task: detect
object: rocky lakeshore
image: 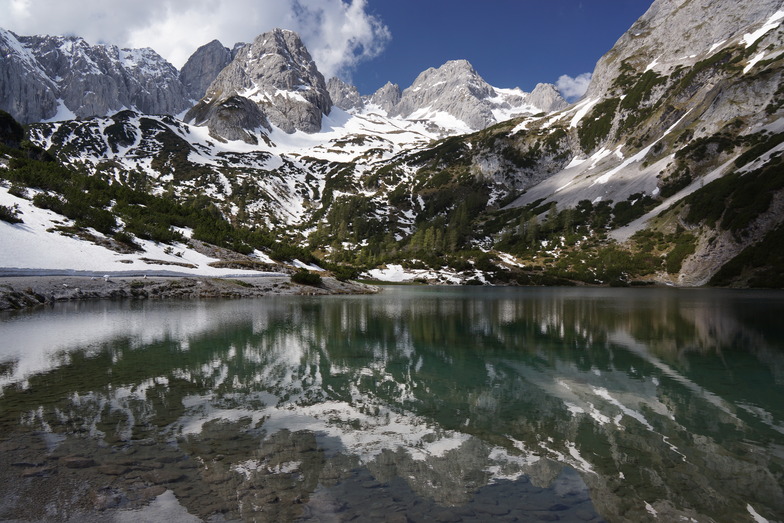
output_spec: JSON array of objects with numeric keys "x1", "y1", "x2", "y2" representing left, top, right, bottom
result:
[{"x1": 0, "y1": 274, "x2": 378, "y2": 311}]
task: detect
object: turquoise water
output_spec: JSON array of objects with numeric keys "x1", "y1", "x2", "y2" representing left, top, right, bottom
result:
[{"x1": 0, "y1": 286, "x2": 783, "y2": 522}]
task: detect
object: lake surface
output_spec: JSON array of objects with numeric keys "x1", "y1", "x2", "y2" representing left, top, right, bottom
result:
[{"x1": 1, "y1": 286, "x2": 783, "y2": 522}]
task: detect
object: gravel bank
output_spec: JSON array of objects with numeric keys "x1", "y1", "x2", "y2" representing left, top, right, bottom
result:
[{"x1": 0, "y1": 275, "x2": 378, "y2": 311}]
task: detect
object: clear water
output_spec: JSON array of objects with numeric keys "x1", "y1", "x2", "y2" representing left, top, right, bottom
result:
[{"x1": 1, "y1": 286, "x2": 783, "y2": 522}]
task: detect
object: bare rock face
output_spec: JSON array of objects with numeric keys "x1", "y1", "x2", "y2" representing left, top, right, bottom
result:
[
  {"x1": 527, "y1": 83, "x2": 570, "y2": 113},
  {"x1": 392, "y1": 60, "x2": 496, "y2": 129},
  {"x1": 327, "y1": 77, "x2": 364, "y2": 111},
  {"x1": 0, "y1": 29, "x2": 191, "y2": 123},
  {"x1": 0, "y1": 29, "x2": 59, "y2": 123},
  {"x1": 186, "y1": 95, "x2": 271, "y2": 145},
  {"x1": 366, "y1": 82, "x2": 401, "y2": 112},
  {"x1": 180, "y1": 40, "x2": 233, "y2": 101},
  {"x1": 21, "y1": 34, "x2": 190, "y2": 118},
  {"x1": 191, "y1": 29, "x2": 331, "y2": 135},
  {"x1": 585, "y1": 0, "x2": 784, "y2": 99}
]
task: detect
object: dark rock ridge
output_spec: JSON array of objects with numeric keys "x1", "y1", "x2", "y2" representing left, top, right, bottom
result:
[{"x1": 187, "y1": 95, "x2": 272, "y2": 145}]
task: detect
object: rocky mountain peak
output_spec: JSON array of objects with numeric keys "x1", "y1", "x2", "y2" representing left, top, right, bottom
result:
[
  {"x1": 390, "y1": 59, "x2": 566, "y2": 131},
  {"x1": 404, "y1": 59, "x2": 496, "y2": 101},
  {"x1": 185, "y1": 28, "x2": 332, "y2": 138},
  {"x1": 327, "y1": 77, "x2": 364, "y2": 111},
  {"x1": 180, "y1": 39, "x2": 233, "y2": 101},
  {"x1": 0, "y1": 28, "x2": 59, "y2": 123},
  {"x1": 528, "y1": 83, "x2": 570, "y2": 113},
  {"x1": 0, "y1": 29, "x2": 190, "y2": 122},
  {"x1": 366, "y1": 82, "x2": 402, "y2": 112}
]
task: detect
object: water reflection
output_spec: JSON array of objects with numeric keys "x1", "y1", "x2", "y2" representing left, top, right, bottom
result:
[{"x1": 1, "y1": 287, "x2": 783, "y2": 522}]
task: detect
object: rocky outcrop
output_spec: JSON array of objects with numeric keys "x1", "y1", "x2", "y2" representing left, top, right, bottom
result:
[
  {"x1": 527, "y1": 83, "x2": 570, "y2": 113},
  {"x1": 188, "y1": 29, "x2": 331, "y2": 136},
  {"x1": 179, "y1": 40, "x2": 233, "y2": 101},
  {"x1": 0, "y1": 29, "x2": 59, "y2": 123},
  {"x1": 327, "y1": 77, "x2": 364, "y2": 111},
  {"x1": 186, "y1": 95, "x2": 271, "y2": 144},
  {"x1": 585, "y1": 0, "x2": 784, "y2": 99},
  {"x1": 366, "y1": 81, "x2": 401, "y2": 112},
  {"x1": 0, "y1": 29, "x2": 192, "y2": 122}
]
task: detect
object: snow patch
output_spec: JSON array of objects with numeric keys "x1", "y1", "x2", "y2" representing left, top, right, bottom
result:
[
  {"x1": 0, "y1": 186, "x2": 277, "y2": 277},
  {"x1": 708, "y1": 40, "x2": 727, "y2": 54},
  {"x1": 569, "y1": 98, "x2": 599, "y2": 129},
  {"x1": 292, "y1": 259, "x2": 325, "y2": 272},
  {"x1": 744, "y1": 51, "x2": 767, "y2": 74},
  {"x1": 746, "y1": 504, "x2": 769, "y2": 523},
  {"x1": 42, "y1": 100, "x2": 77, "y2": 123},
  {"x1": 742, "y1": 10, "x2": 784, "y2": 47}
]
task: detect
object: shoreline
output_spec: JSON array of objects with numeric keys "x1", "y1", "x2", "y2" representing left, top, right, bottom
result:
[{"x1": 0, "y1": 274, "x2": 379, "y2": 312}]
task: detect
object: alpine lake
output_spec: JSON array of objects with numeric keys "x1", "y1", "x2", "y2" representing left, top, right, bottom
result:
[{"x1": 0, "y1": 285, "x2": 783, "y2": 522}]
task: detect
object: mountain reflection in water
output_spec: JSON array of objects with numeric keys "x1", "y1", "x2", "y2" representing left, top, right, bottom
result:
[{"x1": 0, "y1": 286, "x2": 783, "y2": 522}]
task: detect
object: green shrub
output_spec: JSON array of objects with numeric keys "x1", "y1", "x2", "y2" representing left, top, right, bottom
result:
[
  {"x1": 665, "y1": 233, "x2": 696, "y2": 273},
  {"x1": 332, "y1": 265, "x2": 359, "y2": 281},
  {"x1": 578, "y1": 98, "x2": 619, "y2": 152},
  {"x1": 0, "y1": 204, "x2": 22, "y2": 224},
  {"x1": 291, "y1": 269, "x2": 322, "y2": 286}
]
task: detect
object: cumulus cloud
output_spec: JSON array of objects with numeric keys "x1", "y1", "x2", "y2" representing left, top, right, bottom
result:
[
  {"x1": 0, "y1": 0, "x2": 390, "y2": 79},
  {"x1": 556, "y1": 72, "x2": 593, "y2": 100}
]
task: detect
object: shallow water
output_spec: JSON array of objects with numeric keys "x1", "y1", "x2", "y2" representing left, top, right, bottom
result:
[{"x1": 0, "y1": 286, "x2": 783, "y2": 522}]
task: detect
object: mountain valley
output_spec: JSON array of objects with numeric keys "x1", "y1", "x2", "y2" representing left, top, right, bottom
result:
[{"x1": 1, "y1": 0, "x2": 784, "y2": 288}]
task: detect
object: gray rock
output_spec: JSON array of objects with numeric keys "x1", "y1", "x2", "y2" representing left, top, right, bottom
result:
[
  {"x1": 390, "y1": 60, "x2": 568, "y2": 130},
  {"x1": 231, "y1": 42, "x2": 246, "y2": 59},
  {"x1": 0, "y1": 29, "x2": 191, "y2": 122},
  {"x1": 0, "y1": 29, "x2": 59, "y2": 123},
  {"x1": 585, "y1": 0, "x2": 784, "y2": 99},
  {"x1": 366, "y1": 81, "x2": 401, "y2": 112},
  {"x1": 192, "y1": 28, "x2": 331, "y2": 135},
  {"x1": 392, "y1": 59, "x2": 496, "y2": 129},
  {"x1": 327, "y1": 77, "x2": 364, "y2": 111},
  {"x1": 21, "y1": 34, "x2": 190, "y2": 118},
  {"x1": 180, "y1": 39, "x2": 233, "y2": 101},
  {"x1": 185, "y1": 95, "x2": 271, "y2": 145},
  {"x1": 528, "y1": 83, "x2": 570, "y2": 113}
]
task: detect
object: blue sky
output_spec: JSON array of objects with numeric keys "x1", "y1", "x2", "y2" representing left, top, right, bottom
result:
[
  {"x1": 356, "y1": 0, "x2": 653, "y2": 96},
  {"x1": 2, "y1": 0, "x2": 654, "y2": 100}
]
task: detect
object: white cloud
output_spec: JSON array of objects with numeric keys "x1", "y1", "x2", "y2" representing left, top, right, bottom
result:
[
  {"x1": 556, "y1": 72, "x2": 592, "y2": 100},
  {"x1": 0, "y1": 0, "x2": 390, "y2": 79}
]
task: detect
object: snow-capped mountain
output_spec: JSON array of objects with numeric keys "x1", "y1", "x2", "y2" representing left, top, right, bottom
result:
[
  {"x1": 388, "y1": 59, "x2": 567, "y2": 132},
  {"x1": 185, "y1": 29, "x2": 332, "y2": 139},
  {"x1": 0, "y1": 28, "x2": 60, "y2": 123},
  {"x1": 0, "y1": 29, "x2": 191, "y2": 123},
  {"x1": 366, "y1": 81, "x2": 401, "y2": 113},
  {"x1": 497, "y1": 0, "x2": 784, "y2": 284},
  {"x1": 3, "y1": 0, "x2": 784, "y2": 288},
  {"x1": 327, "y1": 60, "x2": 568, "y2": 135}
]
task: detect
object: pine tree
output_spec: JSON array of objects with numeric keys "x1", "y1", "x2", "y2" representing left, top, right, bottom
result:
[{"x1": 526, "y1": 216, "x2": 539, "y2": 248}]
